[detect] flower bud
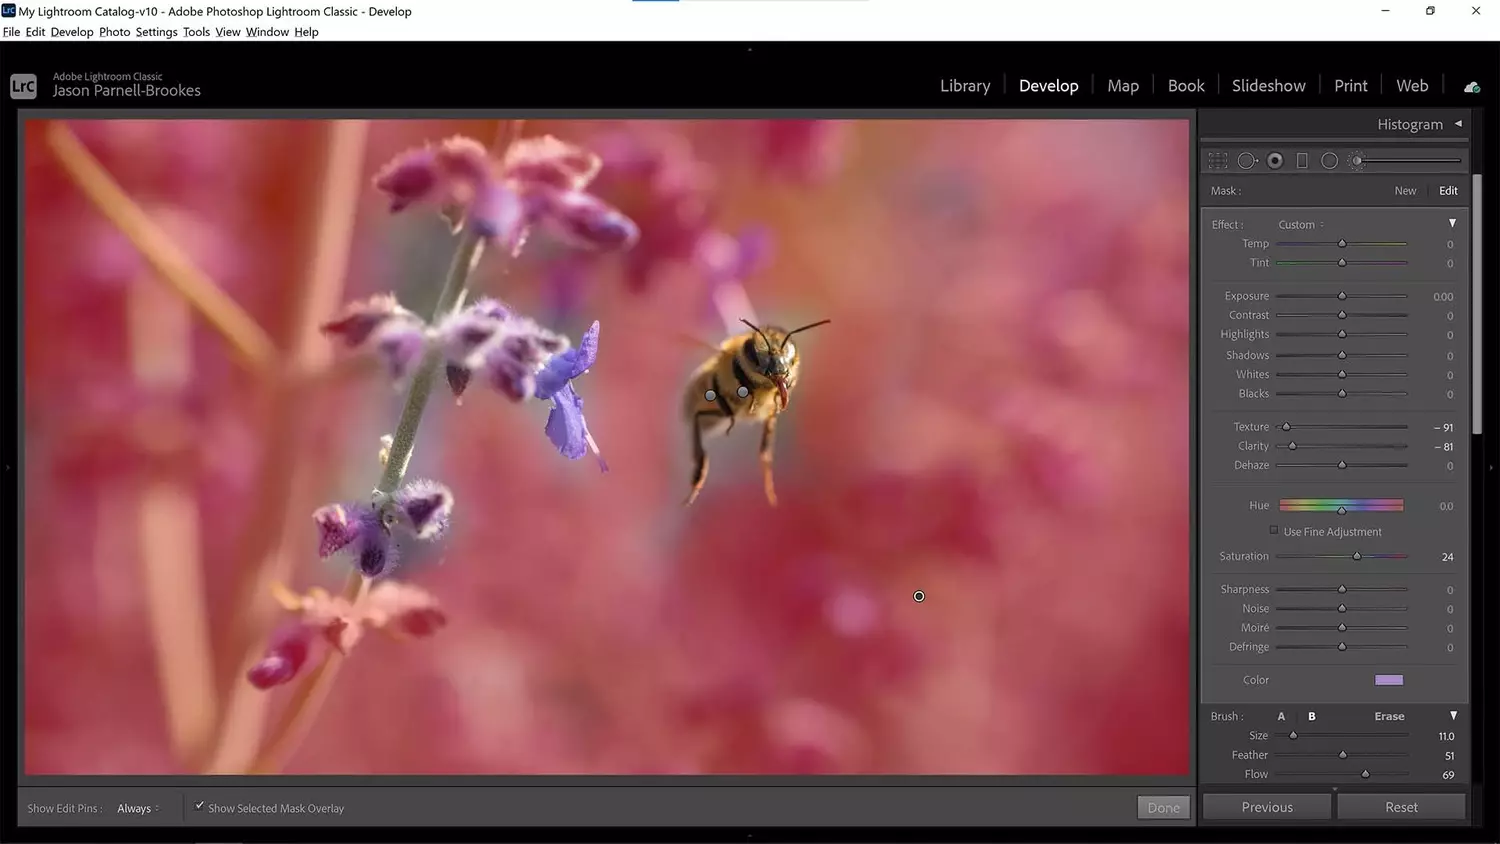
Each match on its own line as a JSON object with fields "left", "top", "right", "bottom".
{"left": 372, "top": 148, "right": 440, "bottom": 212}
{"left": 536, "top": 189, "right": 639, "bottom": 252}
{"left": 320, "top": 294, "right": 416, "bottom": 348}
{"left": 247, "top": 624, "right": 315, "bottom": 689}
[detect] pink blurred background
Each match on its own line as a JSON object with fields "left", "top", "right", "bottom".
{"left": 22, "top": 118, "right": 1191, "bottom": 775}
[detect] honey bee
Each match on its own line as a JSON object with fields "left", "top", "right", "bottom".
{"left": 682, "top": 318, "right": 831, "bottom": 507}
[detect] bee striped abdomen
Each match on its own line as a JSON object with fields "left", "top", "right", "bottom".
{"left": 709, "top": 373, "right": 735, "bottom": 418}
{"left": 730, "top": 354, "right": 756, "bottom": 395}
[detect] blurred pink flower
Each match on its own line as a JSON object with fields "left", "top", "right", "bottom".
{"left": 694, "top": 225, "right": 773, "bottom": 290}
{"left": 588, "top": 124, "right": 719, "bottom": 292}
{"left": 757, "top": 120, "right": 849, "bottom": 184}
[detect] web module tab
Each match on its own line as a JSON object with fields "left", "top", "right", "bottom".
{"left": 1391, "top": 76, "right": 1444, "bottom": 95}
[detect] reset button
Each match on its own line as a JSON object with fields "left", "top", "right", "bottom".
{"left": 1138, "top": 795, "right": 1193, "bottom": 820}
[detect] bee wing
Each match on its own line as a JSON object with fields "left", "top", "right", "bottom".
{"left": 615, "top": 311, "right": 724, "bottom": 355}
{"left": 671, "top": 331, "right": 723, "bottom": 354}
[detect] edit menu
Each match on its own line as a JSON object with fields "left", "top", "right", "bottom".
{"left": 1196, "top": 109, "right": 1476, "bottom": 825}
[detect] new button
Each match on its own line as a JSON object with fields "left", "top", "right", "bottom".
{"left": 1138, "top": 795, "right": 1193, "bottom": 820}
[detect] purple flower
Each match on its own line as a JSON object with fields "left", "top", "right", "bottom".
{"left": 313, "top": 501, "right": 397, "bottom": 579}
{"left": 533, "top": 319, "right": 598, "bottom": 400}
{"left": 373, "top": 323, "right": 427, "bottom": 381}
{"left": 694, "top": 226, "right": 773, "bottom": 288}
{"left": 432, "top": 298, "right": 514, "bottom": 402}
{"left": 373, "top": 136, "right": 491, "bottom": 213}
{"left": 371, "top": 147, "right": 441, "bottom": 212}
{"left": 374, "top": 133, "right": 638, "bottom": 256}
{"left": 535, "top": 320, "right": 607, "bottom": 471}
{"left": 479, "top": 329, "right": 554, "bottom": 401}
{"left": 455, "top": 314, "right": 569, "bottom": 403}
{"left": 435, "top": 299, "right": 508, "bottom": 359}
{"left": 432, "top": 135, "right": 493, "bottom": 185}
{"left": 312, "top": 479, "right": 455, "bottom": 579}
{"left": 392, "top": 479, "right": 453, "bottom": 540}
{"left": 433, "top": 300, "right": 568, "bottom": 403}
{"left": 321, "top": 294, "right": 428, "bottom": 381}
{"left": 501, "top": 135, "right": 603, "bottom": 192}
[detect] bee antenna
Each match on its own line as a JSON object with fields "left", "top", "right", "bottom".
{"left": 740, "top": 318, "right": 774, "bottom": 352}
{"left": 781, "top": 319, "right": 832, "bottom": 347}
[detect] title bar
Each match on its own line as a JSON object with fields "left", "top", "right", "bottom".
{"left": 0, "top": 0, "right": 1494, "bottom": 42}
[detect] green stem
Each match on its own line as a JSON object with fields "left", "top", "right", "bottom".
{"left": 247, "top": 230, "right": 487, "bottom": 774}
{"left": 248, "top": 121, "right": 527, "bottom": 776}
{"left": 375, "top": 230, "right": 486, "bottom": 496}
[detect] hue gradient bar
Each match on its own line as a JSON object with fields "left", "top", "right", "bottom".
{"left": 1279, "top": 497, "right": 1405, "bottom": 512}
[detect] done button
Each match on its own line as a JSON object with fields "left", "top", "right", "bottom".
{"left": 1137, "top": 795, "right": 1193, "bottom": 820}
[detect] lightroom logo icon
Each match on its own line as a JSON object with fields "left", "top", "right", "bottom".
{"left": 1, "top": 4, "right": 17, "bottom": 16}
{"left": 10, "top": 74, "right": 37, "bottom": 100}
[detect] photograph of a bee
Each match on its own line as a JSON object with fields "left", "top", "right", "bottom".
{"left": 683, "top": 317, "right": 831, "bottom": 507}
{"left": 23, "top": 117, "right": 1191, "bottom": 776}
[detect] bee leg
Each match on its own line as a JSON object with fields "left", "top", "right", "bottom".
{"left": 685, "top": 411, "right": 718, "bottom": 506}
{"left": 759, "top": 416, "right": 779, "bottom": 507}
